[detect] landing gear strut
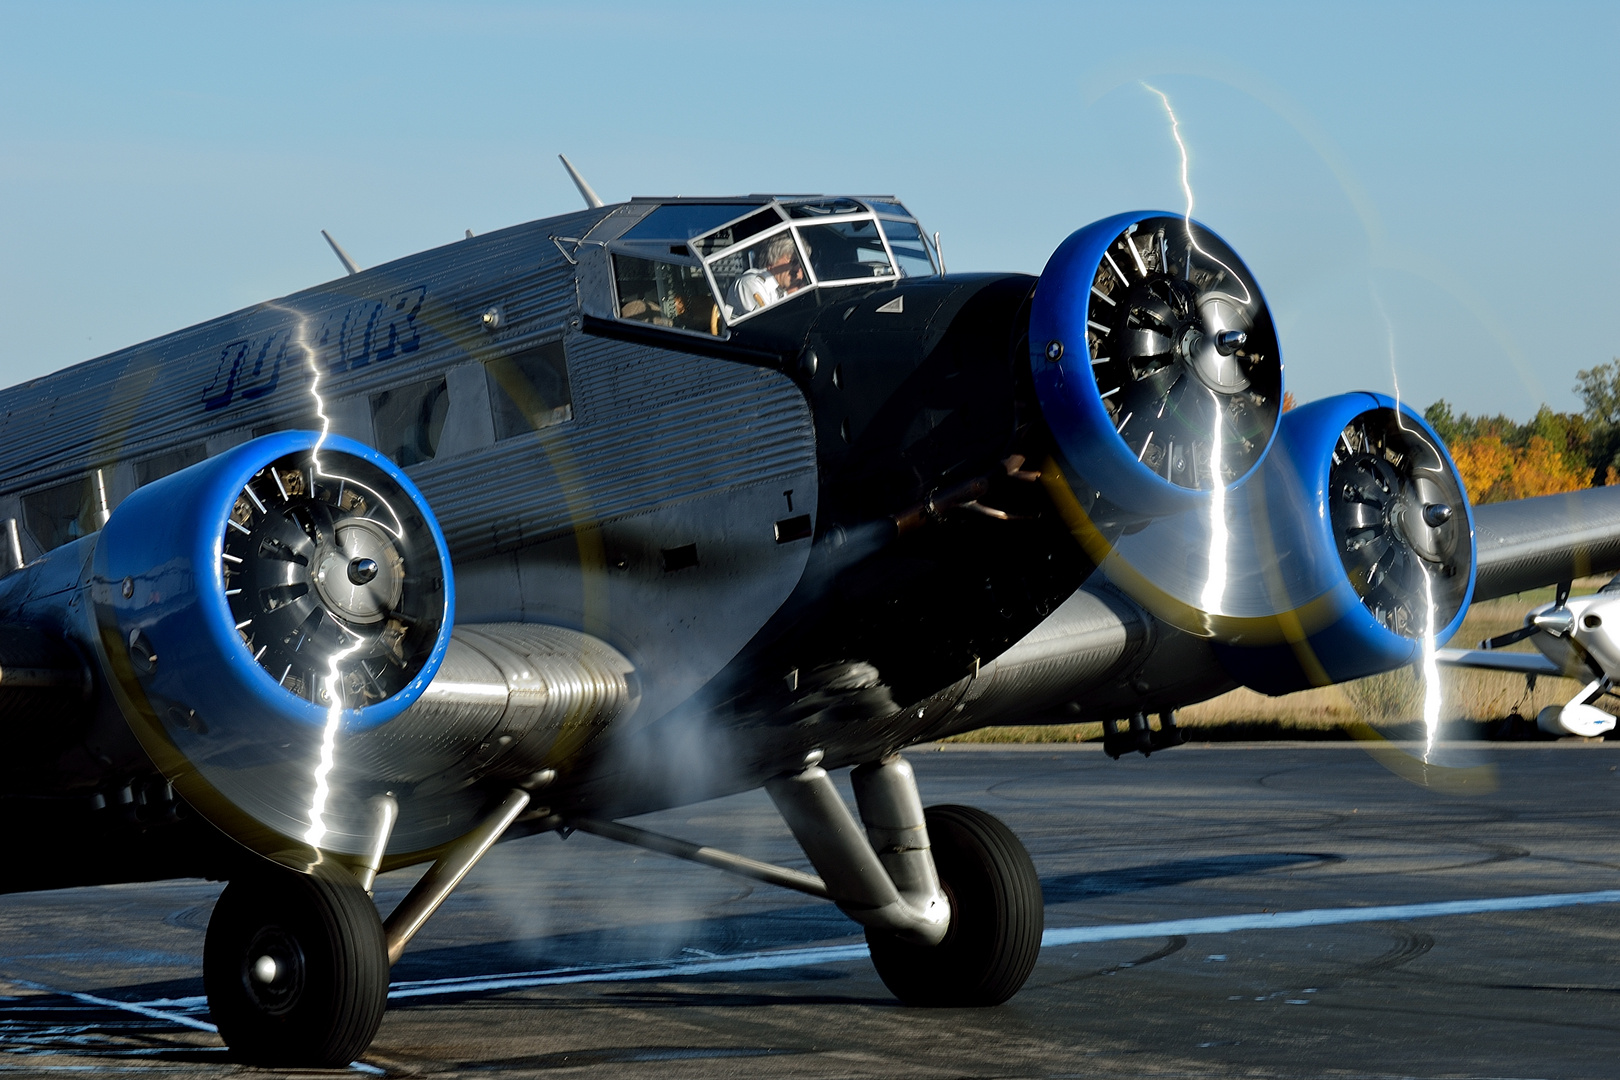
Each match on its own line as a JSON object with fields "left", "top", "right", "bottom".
{"left": 575, "top": 754, "right": 1046, "bottom": 1008}
{"left": 768, "top": 755, "right": 1042, "bottom": 1006}
{"left": 203, "top": 863, "right": 389, "bottom": 1067}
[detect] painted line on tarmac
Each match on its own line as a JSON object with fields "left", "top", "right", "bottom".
{"left": 2, "top": 977, "right": 216, "bottom": 1034}
{"left": 384, "top": 943, "right": 873, "bottom": 1000}
{"left": 1039, "top": 888, "right": 1620, "bottom": 946}
{"left": 367, "top": 887, "right": 1620, "bottom": 1001}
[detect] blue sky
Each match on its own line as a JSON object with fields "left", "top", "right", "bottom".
{"left": 1, "top": 1, "right": 1614, "bottom": 418}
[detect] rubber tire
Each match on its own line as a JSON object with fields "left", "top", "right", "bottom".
{"left": 866, "top": 804, "right": 1043, "bottom": 1006}
{"left": 204, "top": 863, "right": 389, "bottom": 1067}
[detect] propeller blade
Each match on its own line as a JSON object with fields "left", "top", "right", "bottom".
{"left": 1125, "top": 328, "right": 1173, "bottom": 360}
{"left": 1134, "top": 294, "right": 1177, "bottom": 328}
{"left": 1481, "top": 624, "right": 1539, "bottom": 650}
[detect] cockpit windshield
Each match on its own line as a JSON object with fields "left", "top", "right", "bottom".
{"left": 609, "top": 196, "right": 938, "bottom": 335}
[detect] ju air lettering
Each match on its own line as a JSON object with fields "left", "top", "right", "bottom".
{"left": 201, "top": 286, "right": 427, "bottom": 411}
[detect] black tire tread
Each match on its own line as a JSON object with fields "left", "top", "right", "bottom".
{"left": 204, "top": 863, "right": 388, "bottom": 1067}
{"left": 866, "top": 803, "right": 1043, "bottom": 1006}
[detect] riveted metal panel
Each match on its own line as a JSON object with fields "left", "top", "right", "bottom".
{"left": 413, "top": 335, "right": 816, "bottom": 561}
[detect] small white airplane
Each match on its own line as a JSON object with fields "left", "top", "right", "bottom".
{"left": 1438, "top": 580, "right": 1620, "bottom": 737}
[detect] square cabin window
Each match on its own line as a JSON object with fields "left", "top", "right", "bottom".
{"left": 485, "top": 341, "right": 573, "bottom": 440}
{"left": 371, "top": 377, "right": 449, "bottom": 467}
{"left": 21, "top": 476, "right": 99, "bottom": 553}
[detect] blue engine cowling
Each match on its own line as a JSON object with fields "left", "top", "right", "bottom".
{"left": 1030, "top": 211, "right": 1284, "bottom": 517}
{"left": 0, "top": 431, "right": 455, "bottom": 861}
{"left": 1210, "top": 393, "right": 1476, "bottom": 694}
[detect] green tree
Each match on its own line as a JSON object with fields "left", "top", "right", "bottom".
{"left": 1575, "top": 360, "right": 1620, "bottom": 483}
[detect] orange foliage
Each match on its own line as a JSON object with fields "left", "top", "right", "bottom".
{"left": 1449, "top": 434, "right": 1588, "bottom": 503}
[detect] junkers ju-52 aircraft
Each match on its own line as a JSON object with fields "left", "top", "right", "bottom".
{"left": 3, "top": 161, "right": 1619, "bottom": 1065}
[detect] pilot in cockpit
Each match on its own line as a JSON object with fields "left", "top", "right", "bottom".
{"left": 729, "top": 233, "right": 807, "bottom": 316}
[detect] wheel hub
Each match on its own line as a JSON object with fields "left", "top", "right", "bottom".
{"left": 239, "top": 926, "right": 306, "bottom": 1016}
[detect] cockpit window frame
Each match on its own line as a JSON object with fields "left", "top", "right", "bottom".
{"left": 604, "top": 197, "right": 937, "bottom": 333}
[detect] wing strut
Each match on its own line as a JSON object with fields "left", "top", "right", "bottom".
{"left": 559, "top": 154, "right": 604, "bottom": 209}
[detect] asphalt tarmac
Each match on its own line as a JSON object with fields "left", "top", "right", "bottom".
{"left": 5, "top": 741, "right": 1620, "bottom": 1079}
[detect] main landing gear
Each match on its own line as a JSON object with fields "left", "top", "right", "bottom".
{"left": 866, "top": 804, "right": 1042, "bottom": 1006}
{"left": 204, "top": 789, "right": 531, "bottom": 1067}
{"left": 576, "top": 752, "right": 1044, "bottom": 1008}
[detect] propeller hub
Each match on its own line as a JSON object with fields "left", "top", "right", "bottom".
{"left": 1533, "top": 607, "right": 1576, "bottom": 637}
{"left": 312, "top": 520, "right": 403, "bottom": 625}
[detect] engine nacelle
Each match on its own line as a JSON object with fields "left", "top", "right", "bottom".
{"left": 1030, "top": 211, "right": 1283, "bottom": 517}
{"left": 0, "top": 431, "right": 455, "bottom": 860}
{"left": 1210, "top": 394, "right": 1475, "bottom": 693}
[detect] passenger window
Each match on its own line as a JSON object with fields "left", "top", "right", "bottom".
{"left": 798, "top": 220, "right": 893, "bottom": 283}
{"left": 880, "top": 219, "right": 938, "bottom": 278}
{"left": 709, "top": 231, "right": 810, "bottom": 322}
{"left": 612, "top": 255, "right": 722, "bottom": 336}
{"left": 371, "top": 378, "right": 449, "bottom": 467}
{"left": 485, "top": 341, "right": 573, "bottom": 440}
{"left": 136, "top": 445, "right": 205, "bottom": 487}
{"left": 22, "top": 476, "right": 99, "bottom": 552}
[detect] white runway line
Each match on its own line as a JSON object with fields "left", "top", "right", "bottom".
{"left": 385, "top": 944, "right": 872, "bottom": 1000}
{"left": 2, "top": 977, "right": 216, "bottom": 1034}
{"left": 1040, "top": 888, "right": 1620, "bottom": 946}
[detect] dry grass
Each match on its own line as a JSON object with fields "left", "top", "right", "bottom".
{"left": 948, "top": 578, "right": 1616, "bottom": 744}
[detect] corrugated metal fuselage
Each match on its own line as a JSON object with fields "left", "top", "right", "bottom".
{"left": 0, "top": 200, "right": 1188, "bottom": 883}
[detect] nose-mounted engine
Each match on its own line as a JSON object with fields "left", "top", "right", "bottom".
{"left": 1030, "top": 211, "right": 1283, "bottom": 516}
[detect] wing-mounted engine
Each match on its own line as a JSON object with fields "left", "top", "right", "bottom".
{"left": 1209, "top": 394, "right": 1475, "bottom": 693}
{"left": 87, "top": 431, "right": 455, "bottom": 861}
{"left": 0, "top": 431, "right": 645, "bottom": 869}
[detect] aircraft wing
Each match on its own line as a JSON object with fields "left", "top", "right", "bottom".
{"left": 1472, "top": 487, "right": 1620, "bottom": 601}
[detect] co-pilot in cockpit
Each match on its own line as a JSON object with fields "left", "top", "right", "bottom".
{"left": 724, "top": 233, "right": 808, "bottom": 317}
{"left": 608, "top": 197, "right": 939, "bottom": 339}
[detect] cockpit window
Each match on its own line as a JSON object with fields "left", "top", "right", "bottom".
{"left": 693, "top": 207, "right": 783, "bottom": 257}
{"left": 622, "top": 203, "right": 754, "bottom": 243}
{"left": 613, "top": 255, "right": 721, "bottom": 335}
{"left": 608, "top": 196, "right": 939, "bottom": 331}
{"left": 798, "top": 219, "right": 893, "bottom": 282}
{"left": 865, "top": 200, "right": 912, "bottom": 218}
{"left": 879, "top": 219, "right": 937, "bottom": 278}
{"left": 786, "top": 198, "right": 865, "bottom": 218}
{"left": 709, "top": 230, "right": 810, "bottom": 321}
